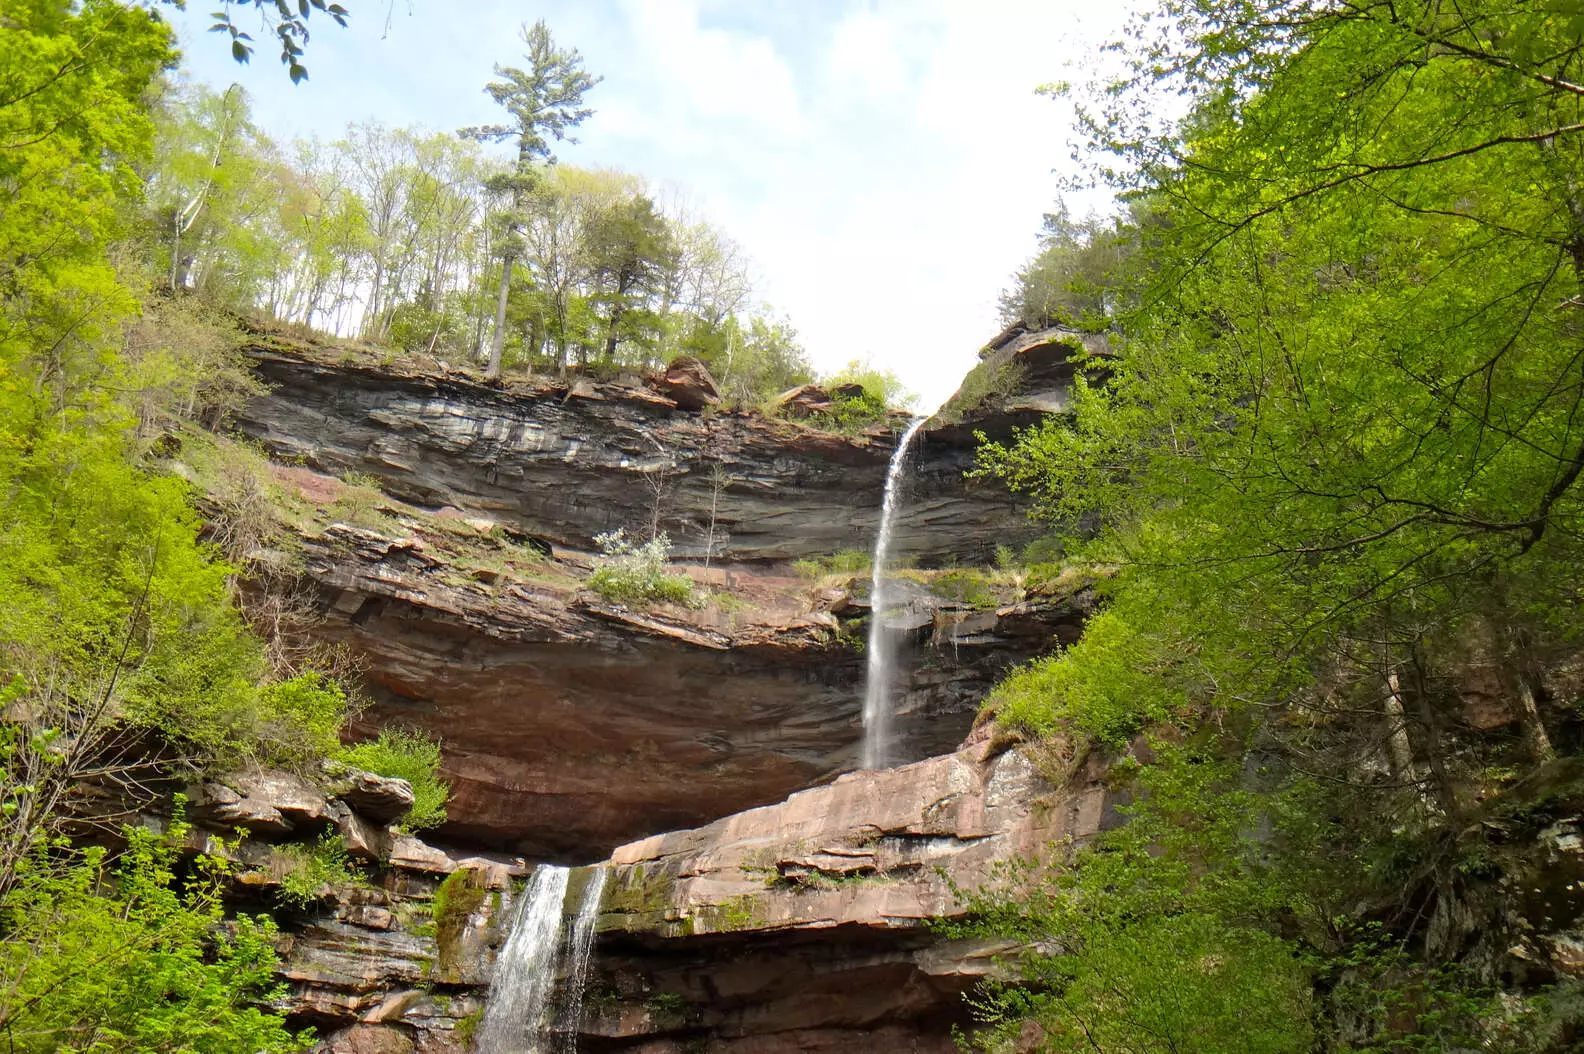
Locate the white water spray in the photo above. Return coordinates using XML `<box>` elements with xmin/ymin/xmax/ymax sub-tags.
<box><xmin>860</xmin><ymin>417</ymin><xmax>926</xmax><ymax>770</ymax></box>
<box><xmin>475</xmin><ymin>865</ymin><xmax>571</xmax><ymax>1053</ymax></box>
<box><xmin>475</xmin><ymin>864</ymin><xmax>610</xmax><ymax>1054</ymax></box>
<box><xmin>556</xmin><ymin>866</ymin><xmax>608</xmax><ymax>1051</ymax></box>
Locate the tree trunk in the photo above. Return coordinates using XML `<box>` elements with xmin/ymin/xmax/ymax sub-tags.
<box><xmin>603</xmin><ymin>306</ymin><xmax>623</xmax><ymax>364</ymax></box>
<box><xmin>487</xmin><ymin>255</ymin><xmax>514</xmax><ymax>380</ymax></box>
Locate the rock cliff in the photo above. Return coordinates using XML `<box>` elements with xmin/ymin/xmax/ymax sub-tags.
<box><xmin>233</xmin><ymin>334</ymin><xmax>1045</xmax><ymax>567</ymax></box>
<box><xmin>197</xmin><ymin>327</ymin><xmax>1114</xmax><ymax>1052</ymax></box>
<box><xmin>222</xmin><ymin>329</ymin><xmax>1096</xmax><ymax>861</ymax></box>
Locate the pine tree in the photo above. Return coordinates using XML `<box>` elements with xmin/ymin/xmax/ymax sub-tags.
<box><xmin>459</xmin><ymin>20</ymin><xmax>600</xmax><ymax>379</ymax></box>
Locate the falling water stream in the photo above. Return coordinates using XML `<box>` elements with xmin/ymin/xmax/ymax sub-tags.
<box><xmin>475</xmin><ymin>864</ymin><xmax>608</xmax><ymax>1053</ymax></box>
<box><xmin>860</xmin><ymin>416</ymin><xmax>926</xmax><ymax>770</ymax></box>
<box><xmin>476</xmin><ymin>865</ymin><xmax>570</xmax><ymax>1052</ymax></box>
<box><xmin>556</xmin><ymin>866</ymin><xmax>608</xmax><ymax>1051</ymax></box>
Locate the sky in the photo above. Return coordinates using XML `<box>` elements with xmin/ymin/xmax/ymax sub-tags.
<box><xmin>165</xmin><ymin>1</ymin><xmax>1131</xmax><ymax>411</ymax></box>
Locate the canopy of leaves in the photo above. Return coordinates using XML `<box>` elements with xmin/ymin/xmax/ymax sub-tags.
<box><xmin>966</xmin><ymin>1</ymin><xmax>1584</xmax><ymax>1048</ymax></box>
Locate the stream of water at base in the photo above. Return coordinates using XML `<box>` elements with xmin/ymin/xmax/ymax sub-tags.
<box><xmin>474</xmin><ymin>864</ymin><xmax>607</xmax><ymax>1053</ymax></box>
<box><xmin>860</xmin><ymin>416</ymin><xmax>926</xmax><ymax>771</ymax></box>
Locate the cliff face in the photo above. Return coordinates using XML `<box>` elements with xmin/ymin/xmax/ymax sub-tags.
<box><xmin>279</xmin><ymin>734</ymin><xmax>1127</xmax><ymax>1054</ymax></box>
<box><xmin>229</xmin><ymin>333</ymin><xmax>1093</xmax><ymax>862</ymax></box>
<box><xmin>234</xmin><ymin>338</ymin><xmax>1041</xmax><ymax>567</ymax></box>
<box><xmin>209</xmin><ymin>330</ymin><xmax>1109</xmax><ymax>1051</ymax></box>
<box><xmin>576</xmin><ymin>732</ymin><xmax>1120</xmax><ymax>1053</ymax></box>
<box><xmin>264</xmin><ymin>513</ymin><xmax>1090</xmax><ymax>862</ymax></box>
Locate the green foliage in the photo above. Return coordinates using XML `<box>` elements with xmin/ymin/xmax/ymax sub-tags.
<box><xmin>985</xmin><ymin>599</ymin><xmax>1185</xmax><ymax>748</ymax></box>
<box><xmin>691</xmin><ymin>313</ymin><xmax>814</xmax><ymax>405</ymax></box>
<box><xmin>803</xmin><ymin>360</ymin><xmax>913</xmax><ymax>431</ymax></box>
<box><xmin>644</xmin><ymin>991</ymin><xmax>689</xmax><ymax>1017</ymax></box>
<box><xmin>276</xmin><ymin>831</ymin><xmax>364</xmax><ymax>908</ymax></box>
<box><xmin>933</xmin><ymin>359</ymin><xmax>1026</xmax><ymax>427</ymax></box>
<box><xmin>0</xmin><ymin>817</ymin><xmax>309</xmax><ymax>1052</ymax></box>
<box><xmin>202</xmin><ymin>0</ymin><xmax>349</xmax><ymax>83</ymax></box>
<box><xmin>925</xmin><ymin>568</ymin><xmax>1001</xmax><ymax>609</ymax></box>
<box><xmin>958</xmin><ymin>914</ymin><xmax>1312</xmax><ymax>1053</ymax></box>
<box><xmin>330</xmin><ymin>471</ymin><xmax>389</xmax><ymax>527</ymax></box>
<box><xmin>998</xmin><ymin>203</ymin><xmax>1134</xmax><ymax>331</ymax></box>
<box><xmin>452</xmin><ymin>1008</ymin><xmax>485</xmax><ymax>1047</ymax></box>
<box><xmin>791</xmin><ymin>549</ymin><xmax>873</xmax><ymax>579</ymax></box>
<box><xmin>256</xmin><ymin>673</ymin><xmax>349</xmax><ymax>769</ymax></box>
<box><xmin>960</xmin><ymin>2</ymin><xmax>1584</xmax><ymax>1047</ymax></box>
<box><xmin>339</xmin><ymin>728</ymin><xmax>450</xmax><ymax>831</ymax></box>
<box><xmin>588</xmin><ymin>530</ymin><xmax>697</xmax><ymax>607</ymax></box>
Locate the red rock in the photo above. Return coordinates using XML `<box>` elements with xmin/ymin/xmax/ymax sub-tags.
<box><xmin>652</xmin><ymin>355</ymin><xmax>721</xmax><ymax>410</ymax></box>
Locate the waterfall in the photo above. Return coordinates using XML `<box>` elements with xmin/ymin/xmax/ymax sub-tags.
<box><xmin>860</xmin><ymin>416</ymin><xmax>926</xmax><ymax>770</ymax></box>
<box><xmin>475</xmin><ymin>863</ymin><xmax>609</xmax><ymax>1054</ymax></box>
<box><xmin>556</xmin><ymin>866</ymin><xmax>608</xmax><ymax>1052</ymax></box>
<box><xmin>475</xmin><ymin>865</ymin><xmax>571</xmax><ymax>1053</ymax></box>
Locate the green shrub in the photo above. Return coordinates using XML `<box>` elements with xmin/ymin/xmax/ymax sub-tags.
<box><xmin>277</xmin><ymin>832</ymin><xmax>363</xmax><ymax>908</ymax></box>
<box><xmin>588</xmin><ymin>530</ymin><xmax>697</xmax><ymax>606</ymax></box>
<box><xmin>792</xmin><ymin>549</ymin><xmax>872</xmax><ymax>578</ymax></box>
<box><xmin>988</xmin><ymin>605</ymin><xmax>1180</xmax><ymax>749</ymax></box>
<box><xmin>930</xmin><ymin>568</ymin><xmax>999</xmax><ymax>607</ymax></box>
<box><xmin>330</xmin><ymin>471</ymin><xmax>388</xmax><ymax>527</ymax></box>
<box><xmin>256</xmin><ymin>672</ymin><xmax>349</xmax><ymax>770</ymax></box>
<box><xmin>339</xmin><ymin>728</ymin><xmax>450</xmax><ymax>831</ymax></box>
<box><xmin>0</xmin><ymin>817</ymin><xmax>308</xmax><ymax>1053</ymax></box>
<box><xmin>931</xmin><ymin>359</ymin><xmax>1025</xmax><ymax>426</ymax></box>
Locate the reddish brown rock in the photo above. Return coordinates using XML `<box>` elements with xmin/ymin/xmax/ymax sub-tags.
<box><xmin>772</xmin><ymin>383</ymin><xmax>834</xmax><ymax>418</ymax></box>
<box><xmin>652</xmin><ymin>355</ymin><xmax>722</xmax><ymax>410</ymax></box>
<box><xmin>567</xmin><ymin>739</ymin><xmax>1125</xmax><ymax>1052</ymax></box>
<box><xmin>190</xmin><ymin>770</ymin><xmax>330</xmax><ymax>836</ymax></box>
<box><xmin>288</xmin><ymin>523</ymin><xmax>1090</xmax><ymax>860</ymax></box>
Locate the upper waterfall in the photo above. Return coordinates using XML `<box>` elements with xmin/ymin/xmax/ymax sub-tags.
<box><xmin>860</xmin><ymin>417</ymin><xmax>927</xmax><ymax>770</ymax></box>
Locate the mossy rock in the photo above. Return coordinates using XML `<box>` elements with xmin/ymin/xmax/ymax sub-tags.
<box><xmin>433</xmin><ymin>867</ymin><xmax>489</xmax><ymax>977</ymax></box>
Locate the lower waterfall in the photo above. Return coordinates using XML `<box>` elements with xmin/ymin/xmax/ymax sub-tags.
<box><xmin>475</xmin><ymin>865</ymin><xmax>570</xmax><ymax>1052</ymax></box>
<box><xmin>557</xmin><ymin>866</ymin><xmax>608</xmax><ymax>1051</ymax></box>
<box><xmin>474</xmin><ymin>864</ymin><xmax>609</xmax><ymax>1053</ymax></box>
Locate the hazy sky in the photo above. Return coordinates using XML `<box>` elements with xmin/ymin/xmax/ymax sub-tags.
<box><xmin>165</xmin><ymin>1</ymin><xmax>1128</xmax><ymax>410</ymax></box>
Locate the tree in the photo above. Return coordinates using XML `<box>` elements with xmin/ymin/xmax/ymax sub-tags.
<box><xmin>193</xmin><ymin>0</ymin><xmax>349</xmax><ymax>83</ymax></box>
<box><xmin>459</xmin><ymin>20</ymin><xmax>600</xmax><ymax>380</ymax></box>
<box><xmin>147</xmin><ymin>83</ymin><xmax>279</xmax><ymax>297</ymax></box>
<box><xmin>585</xmin><ymin>192</ymin><xmax>677</xmax><ymax>365</ymax></box>
<box><xmin>965</xmin><ymin>0</ymin><xmax>1584</xmax><ymax>1046</ymax></box>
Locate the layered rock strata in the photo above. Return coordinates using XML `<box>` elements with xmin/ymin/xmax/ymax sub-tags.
<box><xmin>282</xmin><ymin>519</ymin><xmax>1093</xmax><ymax>860</ymax></box>
<box><xmin>560</xmin><ymin>734</ymin><xmax>1122</xmax><ymax>1052</ymax></box>
<box><xmin>234</xmin><ymin>336</ymin><xmax>1033</xmax><ymax>566</ymax></box>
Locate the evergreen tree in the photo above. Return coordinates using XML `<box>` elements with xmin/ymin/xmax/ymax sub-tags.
<box><xmin>459</xmin><ymin>20</ymin><xmax>600</xmax><ymax>380</ymax></box>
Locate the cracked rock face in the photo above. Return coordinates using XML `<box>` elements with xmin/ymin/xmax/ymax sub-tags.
<box><xmin>286</xmin><ymin>523</ymin><xmax>1090</xmax><ymax>861</ymax></box>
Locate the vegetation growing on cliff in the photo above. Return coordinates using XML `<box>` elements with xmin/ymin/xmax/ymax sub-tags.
<box><xmin>962</xmin><ymin>0</ymin><xmax>1584</xmax><ymax>1049</ymax></box>
<box><xmin>589</xmin><ymin>530</ymin><xmax>698</xmax><ymax>607</ymax></box>
<box><xmin>340</xmin><ymin>728</ymin><xmax>450</xmax><ymax>831</ymax></box>
<box><xmin>0</xmin><ymin>5</ymin><xmax>430</xmax><ymax>1044</ymax></box>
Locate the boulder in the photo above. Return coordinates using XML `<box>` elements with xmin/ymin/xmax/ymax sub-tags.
<box><xmin>651</xmin><ymin>355</ymin><xmax>720</xmax><ymax>410</ymax></box>
<box><xmin>333</xmin><ymin>768</ymin><xmax>416</xmax><ymax>823</ymax></box>
<box><xmin>329</xmin><ymin>801</ymin><xmax>392</xmax><ymax>862</ymax></box>
<box><xmin>575</xmin><ymin>738</ymin><xmax>1129</xmax><ymax>1051</ymax></box>
<box><xmin>190</xmin><ymin>770</ymin><xmax>330</xmax><ymax>837</ymax></box>
<box><xmin>771</xmin><ymin>383</ymin><xmax>833</xmax><ymax>418</ymax></box>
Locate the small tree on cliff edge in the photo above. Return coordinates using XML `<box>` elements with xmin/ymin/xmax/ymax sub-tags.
<box><xmin>459</xmin><ymin>20</ymin><xmax>600</xmax><ymax>380</ymax></box>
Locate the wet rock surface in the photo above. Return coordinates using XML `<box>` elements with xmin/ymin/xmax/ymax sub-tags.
<box><xmin>568</xmin><ymin>735</ymin><xmax>1123</xmax><ymax>1052</ymax></box>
